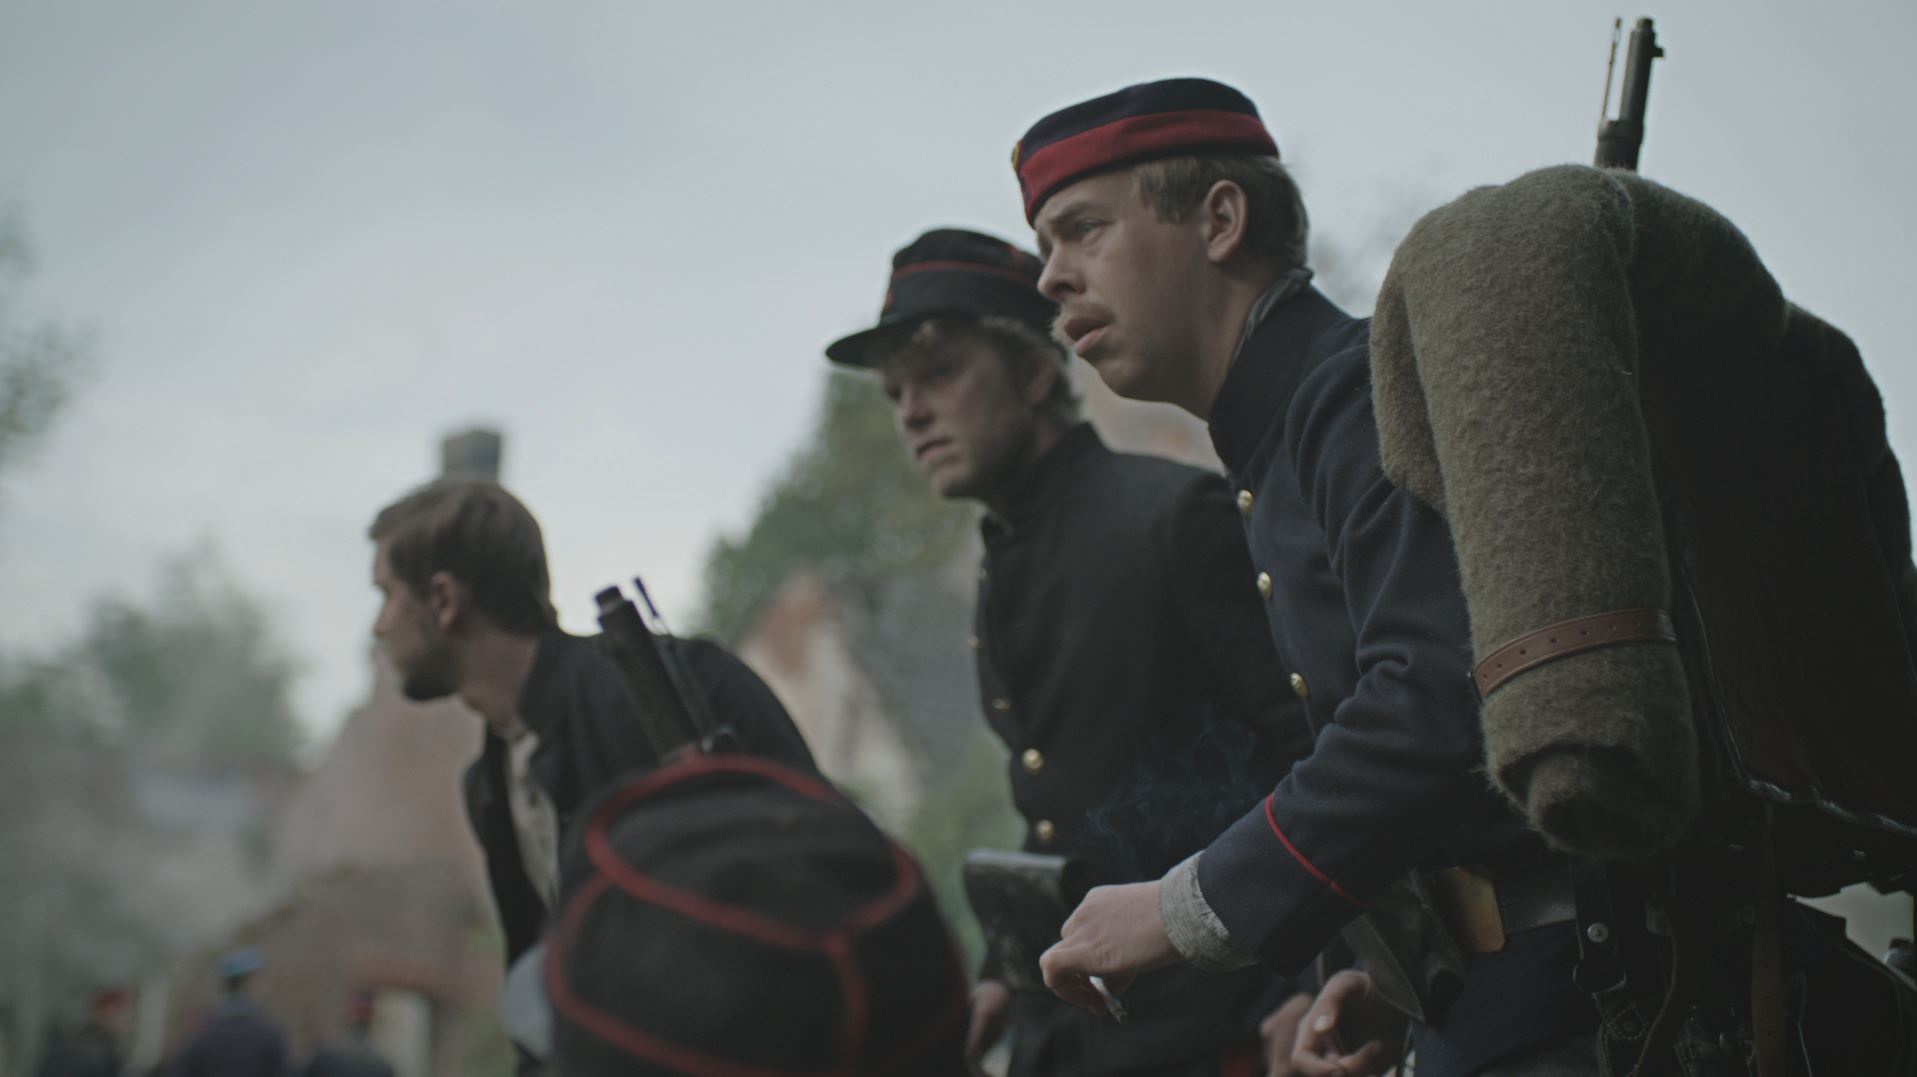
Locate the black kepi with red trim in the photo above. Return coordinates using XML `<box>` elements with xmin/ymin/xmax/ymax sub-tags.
<box><xmin>825</xmin><ymin>228</ymin><xmax>1054</xmax><ymax>367</ymax></box>
<box><xmin>541</xmin><ymin>754</ymin><xmax>969</xmax><ymax>1077</ymax></box>
<box><xmin>1012</xmin><ymin>77</ymin><xmax>1279</xmax><ymax>223</ymax></box>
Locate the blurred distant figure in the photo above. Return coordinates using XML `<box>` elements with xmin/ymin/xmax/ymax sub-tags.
<box><xmin>296</xmin><ymin>992</ymin><xmax>393</xmax><ymax>1077</ymax></box>
<box><xmin>177</xmin><ymin>948</ymin><xmax>287</xmax><ymax>1077</ymax></box>
<box><xmin>34</xmin><ymin>989</ymin><xmax>129</xmax><ymax>1077</ymax></box>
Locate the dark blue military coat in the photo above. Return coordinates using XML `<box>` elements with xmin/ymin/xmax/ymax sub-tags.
<box><xmin>176</xmin><ymin>996</ymin><xmax>287</xmax><ymax>1077</ymax></box>
<box><xmin>974</xmin><ymin>424</ymin><xmax>1312</xmax><ymax>1075</ymax></box>
<box><xmin>297</xmin><ymin>1040</ymin><xmax>395</xmax><ymax>1077</ymax></box>
<box><xmin>1197</xmin><ymin>287</ymin><xmax>1591</xmax><ymax>1075</ymax></box>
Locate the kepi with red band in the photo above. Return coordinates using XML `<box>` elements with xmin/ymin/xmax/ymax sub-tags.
<box><xmin>1013</xmin><ymin>77</ymin><xmax>1279</xmax><ymax>223</ymax></box>
<box><xmin>826</xmin><ymin>227</ymin><xmax>1054</xmax><ymax>367</ymax></box>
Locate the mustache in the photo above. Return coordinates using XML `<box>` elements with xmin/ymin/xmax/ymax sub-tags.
<box><xmin>1052</xmin><ymin>304</ymin><xmax>1114</xmax><ymax>349</ymax></box>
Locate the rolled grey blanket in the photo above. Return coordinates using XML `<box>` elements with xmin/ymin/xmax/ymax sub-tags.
<box><xmin>1371</xmin><ymin>164</ymin><xmax>1796</xmax><ymax>858</ymax></box>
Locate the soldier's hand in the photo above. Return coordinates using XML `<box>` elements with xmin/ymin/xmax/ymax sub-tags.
<box><xmin>1038</xmin><ymin>881</ymin><xmax>1181</xmax><ymax>1014</ymax></box>
<box><xmin>1290</xmin><ymin>970</ymin><xmax>1400</xmax><ymax>1077</ymax></box>
<box><xmin>965</xmin><ymin>979</ymin><xmax>1012</xmax><ymax>1062</ymax></box>
<box><xmin>1259</xmin><ymin>992</ymin><xmax>1313</xmax><ymax>1077</ymax></box>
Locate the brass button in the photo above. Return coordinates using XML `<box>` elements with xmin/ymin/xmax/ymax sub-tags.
<box><xmin>968</xmin><ymin>635</ymin><xmax>981</xmax><ymax>652</ymax></box>
<box><xmin>1021</xmin><ymin>748</ymin><xmax>1044</xmax><ymax>774</ymax></box>
<box><xmin>1256</xmin><ymin>571</ymin><xmax>1273</xmax><ymax>600</ymax></box>
<box><xmin>991</xmin><ymin>697</ymin><xmax>1011</xmax><ymax>712</ymax></box>
<box><xmin>1236</xmin><ymin>489</ymin><xmax>1255</xmax><ymax>516</ymax></box>
<box><xmin>1034</xmin><ymin>819</ymin><xmax>1056</xmax><ymax>844</ymax></box>
<box><xmin>1289</xmin><ymin>673</ymin><xmax>1310</xmax><ymax>699</ymax></box>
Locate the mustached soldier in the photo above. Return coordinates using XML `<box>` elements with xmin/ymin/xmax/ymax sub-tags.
<box><xmin>828</xmin><ymin>228</ymin><xmax>1312</xmax><ymax>1076</ymax></box>
<box><xmin>1009</xmin><ymin>78</ymin><xmax>1596</xmax><ymax>1076</ymax></box>
<box><xmin>1019</xmin><ymin>76</ymin><xmax>1917</xmax><ymax>1077</ymax></box>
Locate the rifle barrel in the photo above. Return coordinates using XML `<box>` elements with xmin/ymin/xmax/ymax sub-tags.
<box><xmin>1595</xmin><ymin>17</ymin><xmax>1665</xmax><ymax>172</ymax></box>
<box><xmin>595</xmin><ymin>585</ymin><xmax>704</xmax><ymax>755</ymax></box>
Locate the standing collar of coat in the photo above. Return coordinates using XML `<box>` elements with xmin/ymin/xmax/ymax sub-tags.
<box><xmin>514</xmin><ymin>626</ymin><xmax>584</xmax><ymax>739</ymax></box>
<box><xmin>981</xmin><ymin>420</ymin><xmax>1106</xmax><ymax>539</ymax></box>
<box><xmin>1208</xmin><ymin>284</ymin><xmax>1353</xmax><ymax>473</ymax></box>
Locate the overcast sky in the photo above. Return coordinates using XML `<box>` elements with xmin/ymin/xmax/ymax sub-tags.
<box><xmin>2</xmin><ymin>0</ymin><xmax>1912</xmax><ymax>746</ymax></box>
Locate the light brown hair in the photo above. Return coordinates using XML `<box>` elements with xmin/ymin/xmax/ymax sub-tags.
<box><xmin>369</xmin><ymin>479</ymin><xmax>558</xmax><ymax>635</ymax></box>
<box><xmin>1131</xmin><ymin>152</ymin><xmax>1310</xmax><ymax>271</ymax></box>
<box><xmin>874</xmin><ymin>314</ymin><xmax>1081</xmax><ymax>423</ymax></box>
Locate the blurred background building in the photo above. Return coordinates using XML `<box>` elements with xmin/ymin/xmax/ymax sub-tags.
<box><xmin>0</xmin><ymin>429</ymin><xmax>512</xmax><ymax>1077</ymax></box>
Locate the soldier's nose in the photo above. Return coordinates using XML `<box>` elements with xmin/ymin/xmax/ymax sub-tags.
<box><xmin>1037</xmin><ymin>255</ymin><xmax>1075</xmax><ymax>301</ymax></box>
<box><xmin>899</xmin><ymin>389</ymin><xmax>932</xmax><ymax>425</ymax></box>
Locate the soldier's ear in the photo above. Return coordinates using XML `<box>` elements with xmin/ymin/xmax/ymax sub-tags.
<box><xmin>1199</xmin><ymin>179</ymin><xmax>1251</xmax><ymax>266</ymax></box>
<box><xmin>426</xmin><ymin>570</ymin><xmax>465</xmax><ymax>632</ymax></box>
<box><xmin>1018</xmin><ymin>348</ymin><xmax>1059</xmax><ymax>409</ymax></box>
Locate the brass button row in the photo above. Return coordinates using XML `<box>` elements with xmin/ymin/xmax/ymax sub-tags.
<box><xmin>1021</xmin><ymin>747</ymin><xmax>1044</xmax><ymax>774</ymax></box>
<box><xmin>1034</xmin><ymin>819</ymin><xmax>1056</xmax><ymax>845</ymax></box>
<box><xmin>1249</xmin><ymin>561</ymin><xmax>1308</xmax><ymax>699</ymax></box>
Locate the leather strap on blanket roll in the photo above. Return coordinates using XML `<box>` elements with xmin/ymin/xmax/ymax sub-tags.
<box><xmin>1474</xmin><ymin>609</ymin><xmax>1678</xmax><ymax>698</ymax></box>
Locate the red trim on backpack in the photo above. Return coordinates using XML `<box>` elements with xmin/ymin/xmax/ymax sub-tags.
<box><xmin>543</xmin><ymin>754</ymin><xmax>958</xmax><ymax>1075</ymax></box>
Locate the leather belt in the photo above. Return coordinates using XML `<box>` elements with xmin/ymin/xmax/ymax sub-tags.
<box><xmin>1472</xmin><ymin>608</ymin><xmax>1677</xmax><ymax>697</ymax></box>
<box><xmin>1428</xmin><ymin>858</ymin><xmax>1579</xmax><ymax>955</ymax></box>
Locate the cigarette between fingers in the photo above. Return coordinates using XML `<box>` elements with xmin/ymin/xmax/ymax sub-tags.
<box><xmin>1088</xmin><ymin>976</ymin><xmax>1126</xmax><ymax>1022</ymax></box>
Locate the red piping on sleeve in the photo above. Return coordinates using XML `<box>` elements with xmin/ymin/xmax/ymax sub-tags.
<box><xmin>1263</xmin><ymin>795</ymin><xmax>1365</xmax><ymax>906</ymax></box>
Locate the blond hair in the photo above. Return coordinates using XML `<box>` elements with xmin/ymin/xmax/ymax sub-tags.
<box><xmin>876</xmin><ymin>314</ymin><xmax>1080</xmax><ymax>423</ymax></box>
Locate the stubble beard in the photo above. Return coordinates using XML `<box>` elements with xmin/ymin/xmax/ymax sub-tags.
<box><xmin>396</xmin><ymin>639</ymin><xmax>460</xmax><ymax>702</ymax></box>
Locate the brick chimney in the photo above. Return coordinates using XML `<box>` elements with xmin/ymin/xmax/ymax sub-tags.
<box><xmin>438</xmin><ymin>427</ymin><xmax>503</xmax><ymax>481</ymax></box>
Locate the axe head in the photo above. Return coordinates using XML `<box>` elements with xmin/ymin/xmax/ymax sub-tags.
<box><xmin>961</xmin><ymin>849</ymin><xmax>1095</xmax><ymax>993</ymax></box>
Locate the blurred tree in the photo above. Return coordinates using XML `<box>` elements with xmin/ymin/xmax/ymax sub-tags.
<box><xmin>899</xmin><ymin>729</ymin><xmax>1023</xmax><ymax>968</ymax></box>
<box><xmin>0</xmin><ymin>213</ymin><xmax>89</xmax><ymax>484</ymax></box>
<box><xmin>76</xmin><ymin>547</ymin><xmax>305</xmax><ymax>767</ymax></box>
<box><xmin>698</xmin><ymin>371</ymin><xmax>971</xmax><ymax>643</ymax></box>
<box><xmin>0</xmin><ymin>548</ymin><xmax>305</xmax><ymax>766</ymax></box>
<box><xmin>0</xmin><ymin>547</ymin><xmax>303</xmax><ymax>1067</ymax></box>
